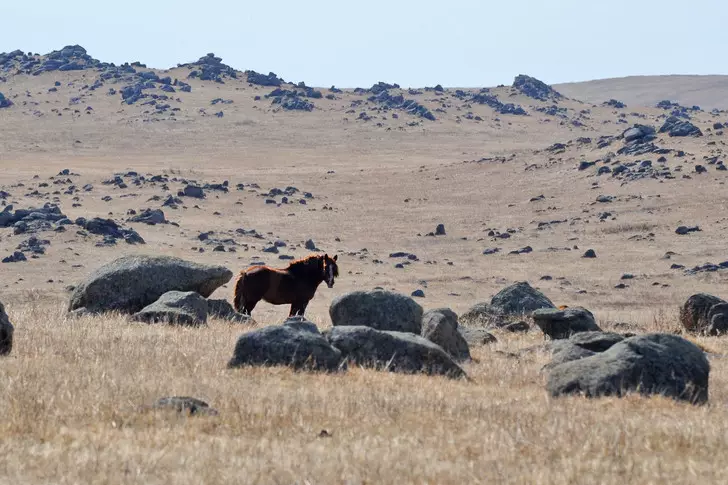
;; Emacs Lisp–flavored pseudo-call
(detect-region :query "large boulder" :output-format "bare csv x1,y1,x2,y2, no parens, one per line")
460,282,555,326
227,317,342,372
458,327,497,346
680,293,728,336
329,289,423,334
421,308,470,361
0,301,13,355
659,116,703,137
491,282,555,315
324,326,466,379
532,307,601,339
132,291,208,326
547,334,710,405
68,255,232,315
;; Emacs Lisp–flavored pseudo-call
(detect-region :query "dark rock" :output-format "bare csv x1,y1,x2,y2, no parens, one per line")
675,225,700,235
228,317,342,371
324,326,466,379
504,321,530,333
207,299,253,324
490,281,555,315
68,255,232,315
680,293,728,336
128,208,166,225
435,223,446,235
659,116,703,137
532,307,602,339
512,74,562,101
2,251,26,263
182,185,205,198
0,301,13,355
547,334,710,405
582,249,597,258
329,289,423,334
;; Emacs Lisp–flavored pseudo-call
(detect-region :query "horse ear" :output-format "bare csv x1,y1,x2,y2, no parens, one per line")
333,255,338,261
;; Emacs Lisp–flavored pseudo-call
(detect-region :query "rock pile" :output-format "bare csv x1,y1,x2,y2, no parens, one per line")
471,91,527,115
512,74,562,101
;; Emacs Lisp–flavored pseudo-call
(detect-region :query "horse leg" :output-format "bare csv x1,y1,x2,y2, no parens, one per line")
243,298,259,316
289,300,309,317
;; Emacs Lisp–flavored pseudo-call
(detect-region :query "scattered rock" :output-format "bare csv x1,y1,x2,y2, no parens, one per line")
2,251,27,263
675,225,700,235
512,74,562,101
128,208,166,225
659,116,703,137
582,249,597,258
490,281,555,316
207,299,253,323
458,327,497,346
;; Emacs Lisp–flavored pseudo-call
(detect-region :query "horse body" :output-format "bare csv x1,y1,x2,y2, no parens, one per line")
233,254,338,317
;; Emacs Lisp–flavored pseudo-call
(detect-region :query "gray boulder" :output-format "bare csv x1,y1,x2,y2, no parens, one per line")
132,291,208,326
68,255,232,315
329,289,423,334
129,209,166,225
547,334,710,405
491,282,555,315
324,325,466,379
544,332,626,370
227,317,343,372
680,293,728,336
0,301,13,355
460,282,555,326
532,306,601,339
421,308,470,361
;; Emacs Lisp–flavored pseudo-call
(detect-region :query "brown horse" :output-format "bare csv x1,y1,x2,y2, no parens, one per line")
233,253,339,317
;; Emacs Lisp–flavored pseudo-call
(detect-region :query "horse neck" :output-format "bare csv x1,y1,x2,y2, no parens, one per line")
289,261,324,286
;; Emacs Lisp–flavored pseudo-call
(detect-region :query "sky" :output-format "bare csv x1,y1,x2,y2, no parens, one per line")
2,0,726,88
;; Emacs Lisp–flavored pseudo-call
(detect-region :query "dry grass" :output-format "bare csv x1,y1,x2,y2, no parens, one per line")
2,297,728,485
599,222,659,235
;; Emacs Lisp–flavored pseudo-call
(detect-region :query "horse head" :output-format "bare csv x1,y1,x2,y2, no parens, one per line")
323,254,339,288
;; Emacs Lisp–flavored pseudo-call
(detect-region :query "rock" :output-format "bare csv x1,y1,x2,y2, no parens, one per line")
512,74,562,101
129,208,166,225
0,92,12,109
421,308,470,361
132,291,208,326
152,396,218,416
324,326,466,379
659,116,703,137
490,281,555,316
547,334,710,405
458,327,497,345
0,301,13,355
566,331,626,352
622,124,656,143
582,249,597,258
330,289,423,333
68,255,232,315
435,223,446,235
675,225,700,235
532,307,602,339
2,251,27,263
680,293,728,335
207,298,253,323
227,317,343,372
305,239,317,250
411,289,425,298
182,185,205,198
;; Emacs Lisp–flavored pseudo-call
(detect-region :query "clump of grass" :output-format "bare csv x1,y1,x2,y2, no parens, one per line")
601,222,659,234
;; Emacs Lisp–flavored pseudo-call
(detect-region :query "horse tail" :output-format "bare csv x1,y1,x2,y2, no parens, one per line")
232,271,247,313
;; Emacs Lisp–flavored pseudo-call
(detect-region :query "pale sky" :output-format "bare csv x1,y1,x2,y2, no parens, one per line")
2,0,725,88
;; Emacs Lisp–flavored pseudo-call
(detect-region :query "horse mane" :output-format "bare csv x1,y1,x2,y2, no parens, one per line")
285,254,323,274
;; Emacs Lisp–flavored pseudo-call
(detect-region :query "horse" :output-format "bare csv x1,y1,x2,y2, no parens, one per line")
232,253,339,317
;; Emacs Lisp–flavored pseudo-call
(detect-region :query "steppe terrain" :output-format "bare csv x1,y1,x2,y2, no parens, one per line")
1,46,728,484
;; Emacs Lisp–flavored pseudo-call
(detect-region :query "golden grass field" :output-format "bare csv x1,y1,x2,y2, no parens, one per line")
2,53,728,483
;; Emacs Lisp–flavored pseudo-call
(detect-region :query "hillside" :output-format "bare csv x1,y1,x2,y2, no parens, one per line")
555,75,728,111
2,45,728,485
